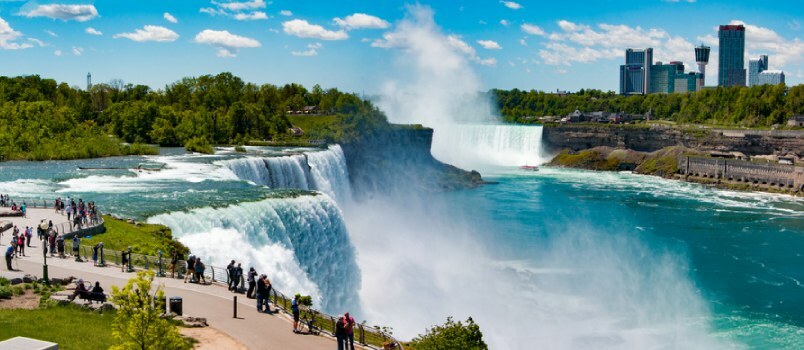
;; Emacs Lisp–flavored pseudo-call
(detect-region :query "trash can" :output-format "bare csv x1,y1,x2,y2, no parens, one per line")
169,297,183,316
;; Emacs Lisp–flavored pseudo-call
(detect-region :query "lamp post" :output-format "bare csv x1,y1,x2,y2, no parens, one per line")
42,244,49,286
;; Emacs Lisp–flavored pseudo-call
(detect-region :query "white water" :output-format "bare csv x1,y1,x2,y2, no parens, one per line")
431,124,549,170
149,194,361,314
218,145,352,203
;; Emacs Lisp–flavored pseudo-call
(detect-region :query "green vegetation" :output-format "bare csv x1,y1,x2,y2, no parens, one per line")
183,136,214,154
549,146,699,177
0,73,388,161
0,304,117,349
234,145,247,152
81,215,189,256
110,271,190,350
494,84,803,128
550,149,622,171
406,317,488,350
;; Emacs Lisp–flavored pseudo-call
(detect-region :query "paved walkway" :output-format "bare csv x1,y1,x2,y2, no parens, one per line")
1,208,337,350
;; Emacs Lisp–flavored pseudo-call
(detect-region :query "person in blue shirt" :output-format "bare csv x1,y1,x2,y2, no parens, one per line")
292,294,301,333
5,245,14,270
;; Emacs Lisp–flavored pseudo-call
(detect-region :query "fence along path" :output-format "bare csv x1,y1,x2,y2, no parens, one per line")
64,240,403,349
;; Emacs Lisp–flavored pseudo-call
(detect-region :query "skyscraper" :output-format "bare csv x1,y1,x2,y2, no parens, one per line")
619,48,652,95
718,25,746,87
749,55,768,87
694,44,710,89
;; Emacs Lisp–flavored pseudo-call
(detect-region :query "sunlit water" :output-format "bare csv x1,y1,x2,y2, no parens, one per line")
0,142,802,349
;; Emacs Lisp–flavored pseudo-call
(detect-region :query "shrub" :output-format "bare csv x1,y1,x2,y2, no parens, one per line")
0,286,12,299
0,278,8,286
407,317,487,350
11,286,24,296
234,146,247,152
184,136,214,154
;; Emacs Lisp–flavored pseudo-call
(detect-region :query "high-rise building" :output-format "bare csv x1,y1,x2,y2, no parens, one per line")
649,61,699,94
87,72,92,91
757,70,785,85
694,44,710,89
748,55,768,87
619,48,652,95
718,25,746,87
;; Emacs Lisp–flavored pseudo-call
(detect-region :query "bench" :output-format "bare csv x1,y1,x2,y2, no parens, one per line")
79,291,107,304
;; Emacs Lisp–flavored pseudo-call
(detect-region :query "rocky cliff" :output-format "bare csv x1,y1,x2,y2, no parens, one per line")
543,125,804,157
340,126,483,199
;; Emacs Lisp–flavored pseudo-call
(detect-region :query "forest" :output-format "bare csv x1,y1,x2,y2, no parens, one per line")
493,84,803,127
0,73,387,160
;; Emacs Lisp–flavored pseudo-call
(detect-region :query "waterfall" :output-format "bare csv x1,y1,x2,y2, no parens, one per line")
430,124,548,170
219,145,352,203
148,194,361,315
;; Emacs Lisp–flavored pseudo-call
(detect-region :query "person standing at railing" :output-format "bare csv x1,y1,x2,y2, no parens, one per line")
66,201,72,222
292,294,301,333
226,260,235,290
5,245,13,270
20,202,26,218
72,236,80,258
335,315,347,350
48,231,56,256
246,267,257,299
231,263,243,293
344,312,356,350
184,255,196,283
194,258,206,284
93,244,100,266
56,235,65,258
256,274,267,313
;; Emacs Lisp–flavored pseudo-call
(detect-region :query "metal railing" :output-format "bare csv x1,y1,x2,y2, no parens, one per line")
60,240,403,349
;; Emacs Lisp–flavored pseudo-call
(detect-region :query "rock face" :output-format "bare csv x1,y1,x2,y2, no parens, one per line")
340,126,484,198
543,125,804,157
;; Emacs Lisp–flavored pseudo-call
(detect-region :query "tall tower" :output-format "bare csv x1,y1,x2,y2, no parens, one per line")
694,44,710,89
87,72,92,91
718,24,746,87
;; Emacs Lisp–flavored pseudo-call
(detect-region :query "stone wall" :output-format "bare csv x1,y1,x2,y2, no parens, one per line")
678,156,804,191
543,125,804,156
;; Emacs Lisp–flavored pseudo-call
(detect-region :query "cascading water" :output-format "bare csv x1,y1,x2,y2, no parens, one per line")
218,145,352,203
149,194,361,315
430,124,549,170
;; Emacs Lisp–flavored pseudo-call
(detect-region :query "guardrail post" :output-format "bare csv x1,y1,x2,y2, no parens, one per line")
211,266,215,283
359,325,365,345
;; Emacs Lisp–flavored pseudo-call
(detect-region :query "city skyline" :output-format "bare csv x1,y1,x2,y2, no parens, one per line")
0,0,802,94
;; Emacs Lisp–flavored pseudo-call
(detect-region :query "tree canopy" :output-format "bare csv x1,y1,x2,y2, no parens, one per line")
493,84,803,128
0,73,387,160
407,317,488,350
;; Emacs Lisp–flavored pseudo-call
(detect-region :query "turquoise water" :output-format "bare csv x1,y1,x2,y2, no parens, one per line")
445,167,803,348
1,144,802,349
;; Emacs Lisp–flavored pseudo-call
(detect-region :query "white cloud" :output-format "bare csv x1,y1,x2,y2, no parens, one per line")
54,49,62,56
213,0,266,11
280,10,292,17
334,13,390,30
477,39,501,50
72,46,83,56
521,23,545,36
539,20,694,68
292,42,322,56
283,19,348,40
200,7,225,16
233,11,268,21
519,38,527,46
0,17,32,50
500,1,522,10
448,35,497,66
195,29,260,57
45,30,57,37
85,27,102,36
21,4,98,22
164,12,178,24
113,25,179,42
27,37,45,46
500,19,509,27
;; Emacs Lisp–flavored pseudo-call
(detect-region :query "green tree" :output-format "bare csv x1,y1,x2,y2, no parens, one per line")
109,271,189,350
407,317,488,350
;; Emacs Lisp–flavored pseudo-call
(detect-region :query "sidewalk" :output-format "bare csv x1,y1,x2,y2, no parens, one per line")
2,208,336,350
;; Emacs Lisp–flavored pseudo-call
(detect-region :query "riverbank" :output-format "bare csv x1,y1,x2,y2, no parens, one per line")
548,146,803,196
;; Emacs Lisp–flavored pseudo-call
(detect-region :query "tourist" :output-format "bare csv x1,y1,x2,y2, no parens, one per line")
92,244,99,266
16,233,24,256
56,235,65,258
226,260,235,290
264,275,273,313
4,245,13,270
335,315,347,349
10,235,18,258
246,267,257,299
66,202,72,221
256,274,267,313
91,281,104,295
48,232,56,256
69,279,87,301
72,236,80,257
194,258,206,284
20,202,26,218
231,263,243,293
292,294,301,333
121,250,129,272
24,226,31,247
344,312,356,350
184,255,196,283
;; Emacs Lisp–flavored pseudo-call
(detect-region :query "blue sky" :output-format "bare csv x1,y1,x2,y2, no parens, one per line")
0,0,801,93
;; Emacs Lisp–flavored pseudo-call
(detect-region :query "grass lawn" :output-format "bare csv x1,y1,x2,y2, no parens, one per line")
81,215,189,256
0,304,116,349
